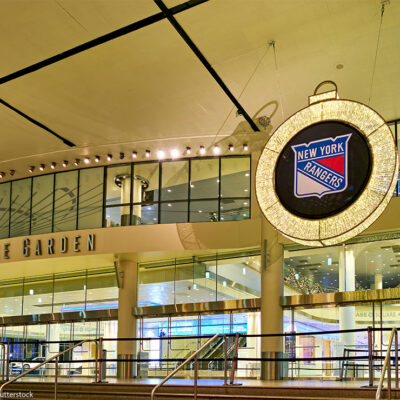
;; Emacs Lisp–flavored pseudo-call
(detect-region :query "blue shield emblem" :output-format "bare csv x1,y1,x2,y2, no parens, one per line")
291,134,352,198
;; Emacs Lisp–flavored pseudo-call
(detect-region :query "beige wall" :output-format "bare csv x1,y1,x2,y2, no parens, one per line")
0,218,261,278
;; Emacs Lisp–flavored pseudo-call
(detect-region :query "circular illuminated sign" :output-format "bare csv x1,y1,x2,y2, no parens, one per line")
256,82,398,246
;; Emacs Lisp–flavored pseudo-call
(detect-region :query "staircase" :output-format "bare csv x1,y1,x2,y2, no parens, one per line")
1,381,396,400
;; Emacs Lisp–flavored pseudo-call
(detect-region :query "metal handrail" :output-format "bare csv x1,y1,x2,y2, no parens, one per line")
151,334,219,400
376,328,397,400
0,339,99,400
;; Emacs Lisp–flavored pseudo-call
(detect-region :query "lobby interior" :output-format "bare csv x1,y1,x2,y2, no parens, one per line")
1,0,400,398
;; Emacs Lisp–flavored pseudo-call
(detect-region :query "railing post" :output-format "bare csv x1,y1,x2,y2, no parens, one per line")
194,354,198,400
395,329,398,389
98,337,103,383
94,339,98,383
230,333,239,385
54,358,58,400
388,348,392,400
340,348,347,381
223,335,227,386
6,342,9,381
368,326,374,387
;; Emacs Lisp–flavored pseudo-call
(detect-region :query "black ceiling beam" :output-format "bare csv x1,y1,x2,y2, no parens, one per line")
0,98,76,147
154,0,260,132
0,0,209,85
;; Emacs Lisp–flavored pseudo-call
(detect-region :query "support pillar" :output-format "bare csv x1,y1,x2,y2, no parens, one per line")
260,220,284,380
132,178,143,225
117,260,138,379
374,274,383,290
338,247,356,376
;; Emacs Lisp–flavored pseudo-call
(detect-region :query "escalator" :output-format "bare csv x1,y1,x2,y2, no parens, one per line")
182,336,247,370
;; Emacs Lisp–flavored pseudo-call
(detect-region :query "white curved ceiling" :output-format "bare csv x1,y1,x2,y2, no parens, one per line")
0,0,399,164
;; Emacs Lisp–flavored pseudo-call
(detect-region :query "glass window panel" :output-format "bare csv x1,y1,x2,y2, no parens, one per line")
221,157,250,198
132,203,158,225
220,198,250,221
160,201,188,223
190,159,219,199
189,200,218,222
31,175,54,235
86,270,118,311
216,255,261,301
106,165,131,206
54,171,78,232
283,246,340,295
78,167,104,229
53,272,86,313
10,178,32,237
23,276,53,315
0,281,22,317
105,205,130,227
0,182,10,239
161,161,188,201
133,163,159,202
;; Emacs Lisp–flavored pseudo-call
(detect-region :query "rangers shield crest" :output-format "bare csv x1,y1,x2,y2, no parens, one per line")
291,134,352,198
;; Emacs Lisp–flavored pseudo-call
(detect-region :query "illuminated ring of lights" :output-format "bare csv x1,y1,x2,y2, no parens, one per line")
256,98,398,246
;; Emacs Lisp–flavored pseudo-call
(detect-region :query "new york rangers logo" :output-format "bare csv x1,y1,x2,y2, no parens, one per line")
291,134,352,198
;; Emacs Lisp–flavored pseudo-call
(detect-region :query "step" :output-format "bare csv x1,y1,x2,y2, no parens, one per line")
2,381,394,400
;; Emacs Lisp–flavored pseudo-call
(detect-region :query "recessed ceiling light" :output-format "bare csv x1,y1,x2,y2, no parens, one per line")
145,150,151,158
74,159,80,166
62,160,68,168
199,146,206,155
243,144,248,151
39,164,45,171
171,149,179,158
107,154,112,161
84,157,90,164
213,145,220,155
229,144,234,152
95,155,100,163
28,166,35,173
51,162,56,169
132,151,137,159
186,147,191,155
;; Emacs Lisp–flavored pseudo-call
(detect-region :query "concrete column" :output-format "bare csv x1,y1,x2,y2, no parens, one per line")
338,247,356,374
117,260,138,379
375,274,383,290
131,178,143,225
46,324,60,376
260,219,284,379
119,176,131,226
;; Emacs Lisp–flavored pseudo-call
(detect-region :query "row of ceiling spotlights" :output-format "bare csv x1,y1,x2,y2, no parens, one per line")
0,144,249,178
